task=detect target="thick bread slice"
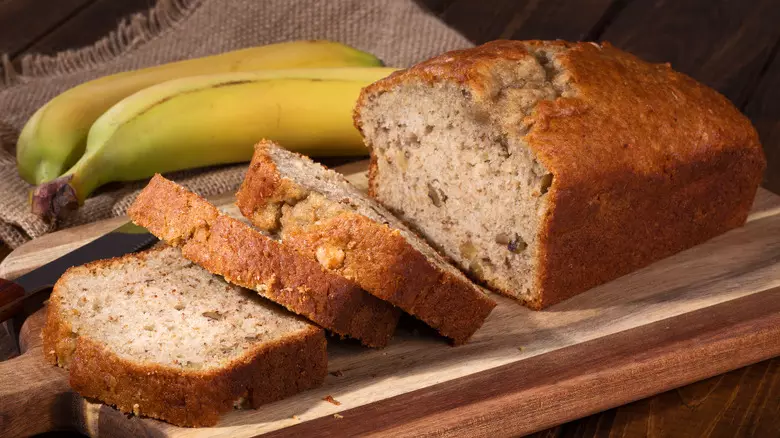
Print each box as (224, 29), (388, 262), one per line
(355, 40), (766, 309)
(129, 175), (399, 347)
(236, 141), (495, 344)
(41, 246), (326, 427)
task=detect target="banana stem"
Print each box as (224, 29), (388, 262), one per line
(30, 148), (104, 222)
(31, 175), (79, 223)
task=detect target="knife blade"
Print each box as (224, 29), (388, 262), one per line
(0, 221), (158, 323)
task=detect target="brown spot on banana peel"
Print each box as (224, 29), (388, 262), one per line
(31, 175), (79, 224)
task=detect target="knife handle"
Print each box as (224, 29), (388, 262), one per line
(0, 278), (25, 322)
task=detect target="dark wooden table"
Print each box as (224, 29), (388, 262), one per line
(1, 1), (778, 437)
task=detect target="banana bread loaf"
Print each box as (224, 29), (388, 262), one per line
(42, 246), (326, 427)
(355, 40), (766, 309)
(236, 141), (495, 344)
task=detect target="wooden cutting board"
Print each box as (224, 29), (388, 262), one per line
(1, 162), (779, 438)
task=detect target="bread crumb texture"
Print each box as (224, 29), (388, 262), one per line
(42, 246), (327, 427)
(49, 246), (311, 368)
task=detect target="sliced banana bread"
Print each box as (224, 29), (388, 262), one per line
(128, 175), (400, 347)
(355, 40), (766, 309)
(42, 246), (326, 427)
(236, 141), (495, 344)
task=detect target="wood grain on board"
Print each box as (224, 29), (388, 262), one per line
(606, 359), (780, 438)
(0, 311), (73, 438)
(263, 288), (780, 437)
(527, 356), (780, 438)
(4, 286), (779, 438)
(0, 163), (778, 437)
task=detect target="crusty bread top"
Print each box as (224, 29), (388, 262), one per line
(356, 40), (766, 191)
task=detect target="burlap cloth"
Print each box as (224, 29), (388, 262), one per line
(0, 0), (473, 249)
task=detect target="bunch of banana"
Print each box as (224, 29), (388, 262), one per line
(30, 66), (398, 222)
(18, 40), (382, 185)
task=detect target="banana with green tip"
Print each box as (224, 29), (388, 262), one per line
(17, 40), (383, 185)
(31, 66), (398, 222)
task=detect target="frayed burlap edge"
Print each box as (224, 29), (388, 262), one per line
(0, 0), (205, 250)
(0, 0), (202, 90)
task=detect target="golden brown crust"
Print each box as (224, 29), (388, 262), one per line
(367, 153), (379, 199)
(235, 149), (309, 230)
(68, 328), (325, 427)
(41, 286), (73, 367)
(41, 248), (328, 427)
(129, 175), (400, 347)
(237, 142), (495, 344)
(354, 40), (570, 133)
(357, 40), (766, 309)
(530, 42), (765, 307)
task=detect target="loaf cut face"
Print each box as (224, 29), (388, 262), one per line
(236, 141), (495, 344)
(42, 246), (326, 427)
(355, 40), (766, 309)
(129, 174), (400, 347)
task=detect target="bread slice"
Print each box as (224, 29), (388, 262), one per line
(354, 40), (766, 309)
(41, 246), (326, 427)
(128, 174), (400, 347)
(236, 141), (495, 344)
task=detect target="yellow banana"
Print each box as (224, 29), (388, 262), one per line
(31, 67), (398, 222)
(17, 40), (382, 185)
